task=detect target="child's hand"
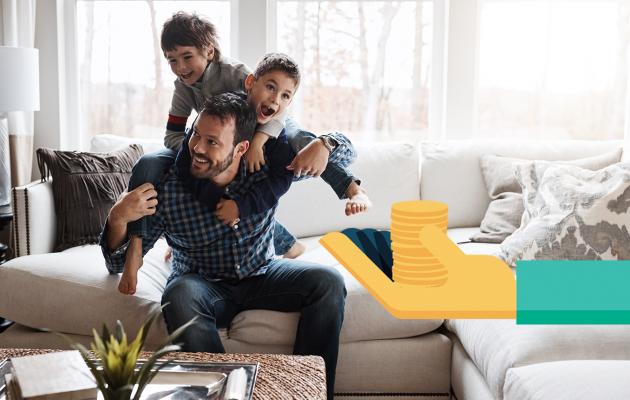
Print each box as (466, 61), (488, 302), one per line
(216, 199), (240, 227)
(245, 131), (271, 173)
(287, 138), (329, 177)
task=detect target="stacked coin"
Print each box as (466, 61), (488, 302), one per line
(390, 201), (448, 286)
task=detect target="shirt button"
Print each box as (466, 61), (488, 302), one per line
(235, 264), (240, 270)
(233, 224), (239, 230)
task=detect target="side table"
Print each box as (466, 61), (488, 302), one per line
(0, 349), (327, 399)
(0, 203), (13, 333)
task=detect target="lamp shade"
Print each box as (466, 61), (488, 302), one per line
(0, 46), (40, 112)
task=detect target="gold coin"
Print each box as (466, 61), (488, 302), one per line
(392, 267), (448, 278)
(393, 252), (440, 264)
(390, 222), (447, 232)
(392, 262), (446, 273)
(393, 262), (445, 272)
(391, 201), (448, 217)
(391, 214), (448, 225)
(394, 275), (448, 286)
(390, 235), (422, 246)
(390, 245), (433, 257)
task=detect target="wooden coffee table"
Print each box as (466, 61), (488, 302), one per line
(0, 348), (326, 399)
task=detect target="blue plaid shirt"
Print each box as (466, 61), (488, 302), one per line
(101, 159), (283, 283)
(101, 133), (357, 284)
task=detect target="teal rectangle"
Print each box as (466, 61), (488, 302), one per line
(516, 260), (630, 324)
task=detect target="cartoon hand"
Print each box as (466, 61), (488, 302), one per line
(320, 225), (516, 319)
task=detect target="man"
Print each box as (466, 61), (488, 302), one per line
(100, 92), (346, 399)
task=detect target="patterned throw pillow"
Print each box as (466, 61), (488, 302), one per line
(36, 145), (143, 251)
(471, 150), (622, 243)
(498, 162), (630, 266)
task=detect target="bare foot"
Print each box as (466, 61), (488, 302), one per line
(345, 184), (372, 216)
(119, 236), (143, 295)
(283, 241), (306, 259)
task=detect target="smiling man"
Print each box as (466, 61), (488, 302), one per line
(100, 92), (346, 399)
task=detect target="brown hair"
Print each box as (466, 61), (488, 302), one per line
(161, 11), (221, 61)
(253, 53), (300, 86)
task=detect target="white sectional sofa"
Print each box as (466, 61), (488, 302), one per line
(1, 136), (629, 399)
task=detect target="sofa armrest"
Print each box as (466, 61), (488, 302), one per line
(12, 180), (56, 256)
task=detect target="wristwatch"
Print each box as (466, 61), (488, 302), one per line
(319, 135), (338, 154)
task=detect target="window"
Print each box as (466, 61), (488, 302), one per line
(76, 1), (230, 142)
(477, 0), (630, 140)
(274, 1), (434, 142)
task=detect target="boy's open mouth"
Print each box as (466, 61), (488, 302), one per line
(181, 72), (193, 80)
(261, 105), (276, 117)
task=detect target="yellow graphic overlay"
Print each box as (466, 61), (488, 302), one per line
(320, 201), (516, 319)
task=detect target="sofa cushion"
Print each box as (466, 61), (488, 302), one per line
(36, 145), (143, 251)
(446, 319), (630, 400)
(0, 237), (440, 346)
(420, 140), (624, 228)
(471, 150), (622, 243)
(504, 360), (630, 400)
(499, 162), (630, 266)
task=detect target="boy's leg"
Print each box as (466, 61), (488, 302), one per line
(161, 274), (240, 352)
(273, 221), (305, 259)
(234, 259), (346, 399)
(121, 148), (176, 295)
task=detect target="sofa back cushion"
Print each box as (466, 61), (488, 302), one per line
(420, 139), (624, 228)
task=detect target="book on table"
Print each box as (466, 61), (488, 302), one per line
(0, 352), (258, 400)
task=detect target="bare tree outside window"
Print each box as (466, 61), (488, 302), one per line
(478, 0), (630, 140)
(276, 1), (433, 143)
(77, 1), (230, 143)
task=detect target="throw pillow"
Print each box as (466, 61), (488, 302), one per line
(36, 145), (143, 251)
(498, 162), (630, 266)
(471, 150), (622, 243)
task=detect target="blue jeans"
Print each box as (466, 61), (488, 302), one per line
(128, 149), (297, 255)
(285, 118), (357, 200)
(161, 259), (346, 399)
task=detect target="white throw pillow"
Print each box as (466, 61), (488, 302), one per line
(498, 162), (630, 266)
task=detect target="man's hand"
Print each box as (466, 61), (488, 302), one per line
(108, 183), (158, 227)
(215, 199), (240, 227)
(245, 131), (270, 173)
(287, 139), (329, 178)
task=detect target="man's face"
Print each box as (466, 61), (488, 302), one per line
(245, 71), (297, 124)
(188, 114), (237, 179)
(165, 45), (213, 85)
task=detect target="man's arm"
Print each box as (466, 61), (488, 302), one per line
(100, 183), (160, 273)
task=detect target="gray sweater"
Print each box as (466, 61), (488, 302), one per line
(165, 56), (285, 150)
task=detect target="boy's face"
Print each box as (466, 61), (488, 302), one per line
(244, 71), (297, 124)
(165, 45), (214, 86)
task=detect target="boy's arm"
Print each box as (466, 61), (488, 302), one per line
(289, 131), (358, 180)
(232, 135), (296, 218)
(164, 81), (194, 150)
(100, 186), (165, 274)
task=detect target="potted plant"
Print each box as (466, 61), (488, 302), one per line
(63, 305), (196, 400)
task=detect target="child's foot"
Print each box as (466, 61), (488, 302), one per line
(283, 241), (306, 259)
(119, 236), (143, 295)
(345, 186), (372, 216)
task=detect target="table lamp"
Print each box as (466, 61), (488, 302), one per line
(0, 46), (40, 207)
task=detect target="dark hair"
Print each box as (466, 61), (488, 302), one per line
(253, 53), (300, 86)
(161, 11), (221, 61)
(199, 91), (256, 145)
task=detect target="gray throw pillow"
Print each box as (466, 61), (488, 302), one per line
(470, 150), (623, 243)
(498, 162), (630, 266)
(36, 145), (143, 251)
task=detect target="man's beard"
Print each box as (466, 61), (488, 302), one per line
(190, 148), (235, 179)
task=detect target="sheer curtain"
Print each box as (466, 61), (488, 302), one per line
(1, 0), (36, 187)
